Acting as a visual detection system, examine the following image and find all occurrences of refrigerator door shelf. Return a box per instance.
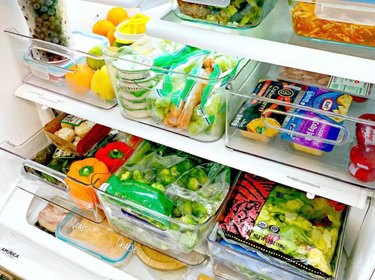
[14,83,370,210]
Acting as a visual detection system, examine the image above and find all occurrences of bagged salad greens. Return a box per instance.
[218,173,346,279]
[98,140,232,252]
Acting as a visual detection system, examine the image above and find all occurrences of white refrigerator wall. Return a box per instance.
[0,0,374,279]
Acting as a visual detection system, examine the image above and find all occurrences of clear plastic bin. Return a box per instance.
[289,0,375,48]
[4,28,116,109]
[171,0,277,29]
[226,60,375,188]
[208,222,346,280]
[0,129,106,222]
[94,141,233,265]
[102,36,244,142]
[56,214,134,268]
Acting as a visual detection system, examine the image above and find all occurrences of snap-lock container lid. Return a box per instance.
[297,0,375,26]
[56,214,134,267]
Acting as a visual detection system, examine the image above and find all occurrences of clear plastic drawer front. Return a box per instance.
[226,60,375,189]
[4,29,116,110]
[0,130,105,223]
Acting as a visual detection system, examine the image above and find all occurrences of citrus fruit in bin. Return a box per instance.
[93,19,115,37]
[86,46,105,70]
[65,64,94,94]
[107,7,129,26]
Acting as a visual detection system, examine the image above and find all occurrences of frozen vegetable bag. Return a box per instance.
[18,0,72,61]
[218,173,346,279]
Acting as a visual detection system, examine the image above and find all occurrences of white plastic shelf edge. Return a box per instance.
[146,18,375,84]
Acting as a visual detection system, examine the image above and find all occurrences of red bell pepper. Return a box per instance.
[95,142,134,172]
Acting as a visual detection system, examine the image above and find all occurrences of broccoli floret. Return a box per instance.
[192,201,208,218]
[172,206,182,218]
[187,177,201,191]
[132,170,144,182]
[151,182,165,193]
[191,168,209,185]
[170,166,180,177]
[180,215,197,225]
[157,168,175,185]
[178,200,193,216]
[121,171,132,181]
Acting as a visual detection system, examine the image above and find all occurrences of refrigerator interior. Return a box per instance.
[0,0,375,279]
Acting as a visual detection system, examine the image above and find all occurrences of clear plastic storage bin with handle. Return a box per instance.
[226,60,375,188]
[102,36,244,142]
[94,140,233,265]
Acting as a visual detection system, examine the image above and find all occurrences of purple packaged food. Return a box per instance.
[282,87,353,156]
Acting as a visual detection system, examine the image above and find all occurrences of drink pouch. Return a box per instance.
[101,175,174,229]
[282,87,353,154]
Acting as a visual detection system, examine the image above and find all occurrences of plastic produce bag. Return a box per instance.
[218,173,346,279]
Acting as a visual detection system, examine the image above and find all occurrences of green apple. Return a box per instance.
[86,46,105,71]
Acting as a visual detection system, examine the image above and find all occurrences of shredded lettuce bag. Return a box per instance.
[218,173,346,279]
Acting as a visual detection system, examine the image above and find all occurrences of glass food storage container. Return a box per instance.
[94,140,233,265]
[4,28,116,110]
[208,172,348,280]
[56,214,134,268]
[171,0,277,29]
[102,36,244,142]
[226,60,375,189]
[289,0,375,48]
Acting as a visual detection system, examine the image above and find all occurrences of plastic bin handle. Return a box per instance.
[22,160,70,192]
[261,108,349,146]
[28,45,77,73]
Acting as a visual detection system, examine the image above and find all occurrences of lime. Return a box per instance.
[86,46,105,71]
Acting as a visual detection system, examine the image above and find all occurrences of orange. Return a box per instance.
[106,26,116,46]
[107,7,129,26]
[92,19,115,37]
[65,64,94,94]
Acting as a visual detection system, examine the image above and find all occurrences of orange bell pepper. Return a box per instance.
[66,158,110,209]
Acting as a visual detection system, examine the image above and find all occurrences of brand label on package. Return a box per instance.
[328,77,371,96]
[61,115,84,127]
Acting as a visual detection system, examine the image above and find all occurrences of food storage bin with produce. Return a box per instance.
[226,60,375,189]
[208,172,347,280]
[289,0,375,48]
[102,36,243,142]
[171,0,277,29]
[56,213,134,268]
[0,113,139,223]
[95,140,233,265]
[5,28,116,109]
